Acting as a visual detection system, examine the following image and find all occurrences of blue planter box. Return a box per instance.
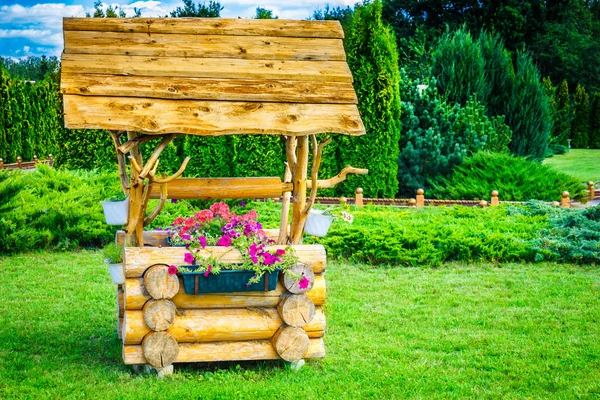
[180,266,280,294]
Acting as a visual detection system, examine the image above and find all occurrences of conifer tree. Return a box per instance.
[340,0,401,197]
[554,79,572,147]
[589,92,600,149]
[571,84,590,148]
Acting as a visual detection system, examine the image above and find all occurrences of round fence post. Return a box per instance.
[408,198,417,208]
[16,157,22,168]
[33,155,38,163]
[588,182,595,201]
[560,191,571,208]
[416,189,425,208]
[48,154,54,168]
[490,190,499,207]
[0,159,3,169]
[479,200,488,208]
[551,201,560,207]
[355,188,363,207]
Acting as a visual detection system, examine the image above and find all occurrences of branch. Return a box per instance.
[109,130,130,195]
[306,165,369,189]
[285,136,297,181]
[118,134,166,154]
[151,156,190,184]
[139,133,178,180]
[304,136,331,213]
[128,156,142,174]
[144,183,168,227]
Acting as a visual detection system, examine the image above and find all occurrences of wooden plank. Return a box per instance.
[123,338,325,364]
[123,275,326,310]
[60,74,358,104]
[115,229,281,248]
[64,31,346,61]
[63,95,365,136]
[61,54,353,83]
[64,18,344,39]
[148,177,292,200]
[123,245,327,278]
[123,307,325,344]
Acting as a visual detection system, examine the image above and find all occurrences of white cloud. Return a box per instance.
[23,45,30,52]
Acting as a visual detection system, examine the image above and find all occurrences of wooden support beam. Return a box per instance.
[290,136,309,244]
[148,177,292,200]
[306,165,368,189]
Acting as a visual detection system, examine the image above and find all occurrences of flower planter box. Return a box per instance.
[180,266,280,294]
[304,209,334,237]
[101,196,129,225]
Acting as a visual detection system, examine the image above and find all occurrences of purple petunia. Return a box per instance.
[298,276,310,289]
[199,236,207,249]
[262,252,281,265]
[184,252,195,264]
[216,235,232,247]
[181,233,191,240]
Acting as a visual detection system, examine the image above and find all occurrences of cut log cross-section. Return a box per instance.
[272,326,310,362]
[278,293,315,328]
[142,331,179,369]
[282,263,315,294]
[143,264,180,300]
[143,299,177,332]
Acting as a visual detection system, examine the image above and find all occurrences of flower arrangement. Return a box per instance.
[167,202,298,285]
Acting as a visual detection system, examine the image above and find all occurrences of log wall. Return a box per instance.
[118,244,327,367]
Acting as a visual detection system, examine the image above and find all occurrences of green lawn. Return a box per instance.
[543,149,600,183]
[1,251,599,399]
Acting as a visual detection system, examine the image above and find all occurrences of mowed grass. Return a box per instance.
[543,149,600,183]
[1,251,599,399]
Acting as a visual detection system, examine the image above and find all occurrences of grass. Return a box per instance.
[1,251,599,399]
[543,149,600,183]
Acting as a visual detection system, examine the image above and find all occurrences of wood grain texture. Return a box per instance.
[142,331,179,368]
[277,294,316,328]
[123,275,326,310]
[272,326,310,362]
[281,263,315,294]
[61,54,352,83]
[143,299,176,331]
[123,338,325,364]
[115,229,281,247]
[63,18,344,39]
[64,31,346,61]
[63,95,365,136]
[122,307,325,345]
[143,264,180,299]
[123,245,327,278]
[61,74,357,104]
[148,177,292,200]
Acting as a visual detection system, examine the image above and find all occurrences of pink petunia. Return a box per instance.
[184,252,195,264]
[262,252,281,265]
[181,233,191,240]
[249,242,259,263]
[275,249,285,256]
[173,217,184,225]
[203,265,212,277]
[199,236,207,249]
[216,235,232,247]
[298,276,310,290]
[168,265,178,275]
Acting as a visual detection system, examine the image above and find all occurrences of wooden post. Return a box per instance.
[416,188,425,208]
[0,159,3,169]
[339,196,347,206]
[125,131,145,247]
[355,188,363,207]
[551,201,560,207]
[479,200,488,208]
[278,136,296,245]
[16,157,22,168]
[48,154,53,168]
[33,155,38,164]
[290,136,309,244]
[408,198,416,208]
[490,190,499,206]
[560,191,571,208]
[588,182,595,201]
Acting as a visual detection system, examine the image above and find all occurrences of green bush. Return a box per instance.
[510,202,600,264]
[590,92,600,149]
[307,204,546,266]
[428,152,587,201]
[571,84,590,148]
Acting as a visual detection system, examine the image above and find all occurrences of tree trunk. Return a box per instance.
[143,299,176,332]
[272,326,310,362]
[143,264,180,300]
[277,293,315,328]
[142,331,179,369]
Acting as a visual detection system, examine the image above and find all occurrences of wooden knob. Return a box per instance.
[479,200,488,208]
[339,196,347,204]
[408,198,416,207]
[562,191,570,198]
[417,188,424,195]
[551,201,560,207]
[491,190,499,197]
[588,181,595,188]
[356,187,363,194]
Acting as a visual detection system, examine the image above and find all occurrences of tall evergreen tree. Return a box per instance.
[553,79,572,147]
[572,84,590,148]
[170,0,222,17]
[340,0,401,197]
[589,92,600,148]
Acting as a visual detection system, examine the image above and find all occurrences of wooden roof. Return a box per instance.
[60,18,365,137]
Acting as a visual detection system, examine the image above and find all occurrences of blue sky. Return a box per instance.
[0,0,355,58]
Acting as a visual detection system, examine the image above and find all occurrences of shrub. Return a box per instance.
[427,152,587,201]
[553,79,572,147]
[590,92,600,149]
[307,204,546,266]
[571,84,590,148]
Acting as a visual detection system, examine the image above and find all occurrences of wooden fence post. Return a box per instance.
[0,159,3,169]
[490,190,499,206]
[33,155,38,164]
[408,198,416,208]
[416,189,425,208]
[48,154,54,168]
[560,191,571,208]
[588,182,595,201]
[16,157,22,168]
[355,188,363,207]
[479,200,488,208]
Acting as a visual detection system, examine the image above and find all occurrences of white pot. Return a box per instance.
[304,209,334,237]
[101,196,129,225]
[105,260,125,285]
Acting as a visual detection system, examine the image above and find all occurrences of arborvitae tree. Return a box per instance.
[431,26,489,107]
[0,66,11,162]
[340,0,401,197]
[479,31,514,119]
[571,84,590,148]
[553,79,572,147]
[590,92,600,149]
[506,51,551,160]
